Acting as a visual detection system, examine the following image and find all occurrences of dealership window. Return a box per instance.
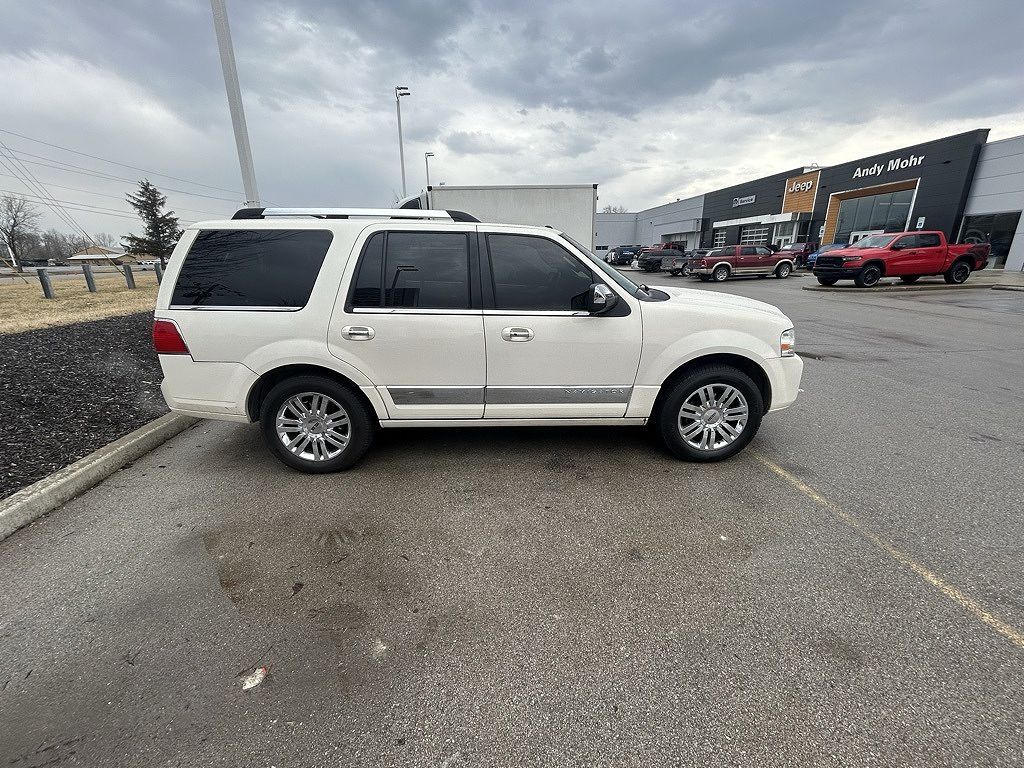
[773,222,796,246]
[959,211,1021,269]
[712,229,727,247]
[833,189,914,244]
[739,225,770,245]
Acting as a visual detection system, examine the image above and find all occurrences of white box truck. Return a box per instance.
[399,184,598,250]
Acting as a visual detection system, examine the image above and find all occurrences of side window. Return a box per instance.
[487,234,595,311]
[895,235,918,249]
[740,246,757,256]
[171,229,333,308]
[756,247,773,256]
[351,232,384,307]
[384,232,471,309]
[918,233,941,247]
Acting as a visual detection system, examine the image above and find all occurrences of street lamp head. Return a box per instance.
[425,152,434,158]
[395,85,411,96]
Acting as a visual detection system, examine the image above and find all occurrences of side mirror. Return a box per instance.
[588,283,618,314]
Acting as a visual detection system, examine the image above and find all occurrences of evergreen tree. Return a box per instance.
[123,180,183,266]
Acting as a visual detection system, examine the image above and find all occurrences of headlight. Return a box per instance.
[781,328,795,357]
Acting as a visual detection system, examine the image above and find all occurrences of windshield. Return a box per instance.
[560,232,646,296]
[852,234,897,249]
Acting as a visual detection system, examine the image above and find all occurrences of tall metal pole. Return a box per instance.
[395,86,410,198]
[211,0,260,206]
[424,152,433,189]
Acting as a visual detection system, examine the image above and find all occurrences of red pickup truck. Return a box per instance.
[812,231,989,287]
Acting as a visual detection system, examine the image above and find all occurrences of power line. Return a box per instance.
[5,150,242,202]
[0,148,86,238]
[0,189,193,225]
[0,170,226,217]
[0,126,243,195]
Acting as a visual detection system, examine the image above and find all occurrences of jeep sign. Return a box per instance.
[787,180,814,194]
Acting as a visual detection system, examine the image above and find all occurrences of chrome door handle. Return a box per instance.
[501,326,534,342]
[342,325,375,341]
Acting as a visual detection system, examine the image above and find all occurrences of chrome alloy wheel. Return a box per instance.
[275,392,351,462]
[677,384,749,451]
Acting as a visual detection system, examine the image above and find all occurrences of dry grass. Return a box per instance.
[0,272,159,334]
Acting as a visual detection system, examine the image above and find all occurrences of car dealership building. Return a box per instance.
[597,129,1024,271]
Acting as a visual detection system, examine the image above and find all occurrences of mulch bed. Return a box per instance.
[0,311,167,499]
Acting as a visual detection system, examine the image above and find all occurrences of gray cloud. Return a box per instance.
[0,0,1020,234]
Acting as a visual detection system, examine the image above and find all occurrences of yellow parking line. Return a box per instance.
[754,452,1024,651]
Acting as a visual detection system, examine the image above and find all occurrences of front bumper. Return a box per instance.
[812,265,861,279]
[764,355,804,413]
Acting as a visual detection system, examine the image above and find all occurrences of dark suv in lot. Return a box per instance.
[606,245,642,265]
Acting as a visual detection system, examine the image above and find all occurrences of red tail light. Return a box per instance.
[152,319,190,355]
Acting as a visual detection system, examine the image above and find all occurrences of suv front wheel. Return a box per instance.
[657,365,764,462]
[260,375,374,472]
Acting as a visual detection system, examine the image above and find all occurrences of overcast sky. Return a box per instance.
[1,0,1022,235]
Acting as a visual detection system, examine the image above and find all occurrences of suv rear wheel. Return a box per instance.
[657,365,764,462]
[712,265,730,282]
[854,264,882,287]
[774,262,792,279]
[260,375,373,472]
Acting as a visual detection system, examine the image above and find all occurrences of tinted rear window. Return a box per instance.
[171,229,333,308]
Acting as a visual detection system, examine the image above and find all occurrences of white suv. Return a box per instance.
[153,207,803,472]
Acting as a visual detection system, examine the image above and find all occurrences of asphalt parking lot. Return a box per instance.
[2,275,1023,766]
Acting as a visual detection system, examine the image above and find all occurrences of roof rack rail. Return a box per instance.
[231,207,479,222]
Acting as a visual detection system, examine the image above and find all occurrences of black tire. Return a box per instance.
[816,275,838,286]
[712,265,730,282]
[669,269,680,276]
[944,260,971,284]
[900,275,921,284]
[775,262,792,279]
[657,364,764,462]
[854,264,882,288]
[260,375,374,473]
[698,275,711,282]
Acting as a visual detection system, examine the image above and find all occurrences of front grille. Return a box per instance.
[816,256,844,268]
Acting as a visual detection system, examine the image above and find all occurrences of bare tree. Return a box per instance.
[0,195,41,272]
[602,204,629,214]
[92,232,118,249]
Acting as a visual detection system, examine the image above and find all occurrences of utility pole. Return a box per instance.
[395,86,411,197]
[211,0,260,206]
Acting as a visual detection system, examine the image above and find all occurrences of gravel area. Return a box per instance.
[0,311,166,499]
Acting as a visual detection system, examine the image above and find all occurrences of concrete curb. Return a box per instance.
[992,284,1024,292]
[0,413,198,542]
[803,283,991,293]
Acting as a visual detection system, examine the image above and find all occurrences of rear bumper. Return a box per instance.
[765,355,803,413]
[158,356,257,422]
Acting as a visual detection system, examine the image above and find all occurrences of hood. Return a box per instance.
[647,284,789,319]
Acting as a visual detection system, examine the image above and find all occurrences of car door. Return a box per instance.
[479,229,642,418]
[328,225,486,419]
[915,232,946,272]
[888,234,930,275]
[734,246,759,274]
[753,246,777,273]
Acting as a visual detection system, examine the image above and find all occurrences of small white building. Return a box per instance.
[68,245,136,265]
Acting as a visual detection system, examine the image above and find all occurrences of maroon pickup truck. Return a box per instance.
[812,231,989,287]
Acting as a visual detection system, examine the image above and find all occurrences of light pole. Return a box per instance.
[395,86,411,197]
[210,0,260,206]
[424,152,434,189]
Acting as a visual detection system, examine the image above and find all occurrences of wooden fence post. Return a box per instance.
[82,264,97,293]
[38,268,55,299]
